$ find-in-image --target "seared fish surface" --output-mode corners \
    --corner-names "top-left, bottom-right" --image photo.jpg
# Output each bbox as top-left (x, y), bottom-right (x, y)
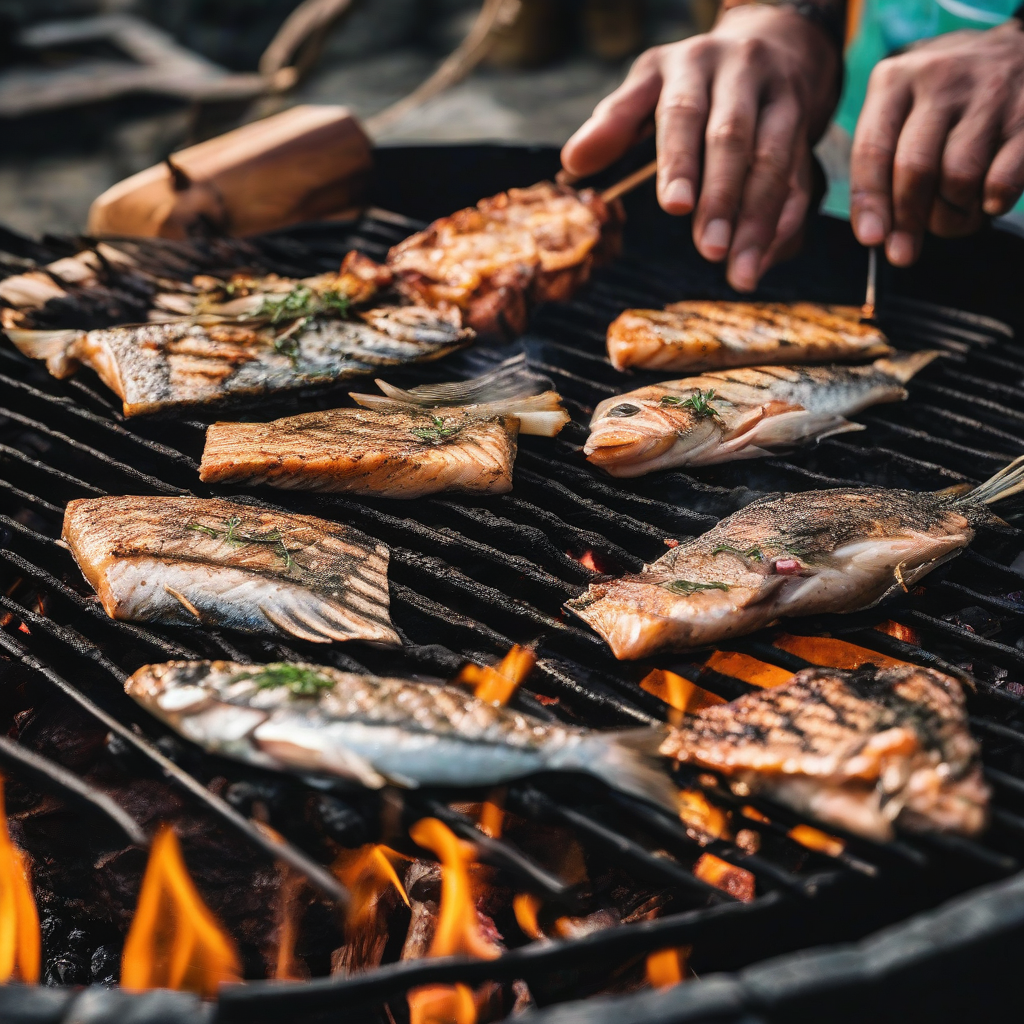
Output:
top-left (200, 407), bottom-right (519, 498)
top-left (662, 665), bottom-right (988, 841)
top-left (607, 302), bottom-right (891, 373)
top-left (126, 660), bottom-right (678, 808)
top-left (63, 497), bottom-right (399, 645)
top-left (566, 456), bottom-right (1024, 658)
top-left (586, 352), bottom-right (939, 476)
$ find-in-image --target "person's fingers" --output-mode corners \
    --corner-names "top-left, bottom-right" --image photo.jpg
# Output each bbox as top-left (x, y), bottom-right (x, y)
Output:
top-left (888, 101), bottom-right (954, 264)
top-left (760, 143), bottom-right (814, 273)
top-left (692, 44), bottom-right (763, 263)
top-left (655, 43), bottom-right (717, 215)
top-left (928, 102), bottom-right (1000, 236)
top-left (561, 49), bottom-right (664, 177)
top-left (727, 94), bottom-right (802, 290)
top-left (850, 60), bottom-right (913, 249)
top-left (983, 131), bottom-right (1024, 216)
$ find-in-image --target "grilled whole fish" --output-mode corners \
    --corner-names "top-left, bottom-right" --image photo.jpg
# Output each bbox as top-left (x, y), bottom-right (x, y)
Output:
top-left (586, 352), bottom-right (939, 476)
top-left (661, 664), bottom-right (988, 841)
top-left (62, 497), bottom-right (400, 645)
top-left (606, 302), bottom-right (891, 373)
top-left (200, 407), bottom-right (519, 498)
top-left (7, 306), bottom-right (472, 416)
top-left (126, 660), bottom-right (679, 808)
top-left (566, 456), bottom-right (1024, 659)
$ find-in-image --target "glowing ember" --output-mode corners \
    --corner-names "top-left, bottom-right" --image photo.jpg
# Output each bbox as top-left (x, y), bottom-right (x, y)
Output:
top-left (512, 893), bottom-right (544, 941)
top-left (645, 946), bottom-right (690, 989)
top-left (788, 824), bottom-right (846, 858)
top-left (640, 670), bottom-right (726, 719)
top-left (455, 645), bottom-right (536, 706)
top-left (334, 844), bottom-right (410, 937)
top-left (477, 789), bottom-right (505, 840)
top-left (678, 789), bottom-right (731, 843)
top-left (773, 634), bottom-right (908, 670)
top-left (0, 778), bottom-right (39, 984)
top-left (693, 853), bottom-right (755, 902)
top-left (577, 551), bottom-right (599, 571)
top-left (742, 806), bottom-right (771, 824)
top-left (703, 651), bottom-right (794, 689)
top-left (121, 826), bottom-right (241, 997)
top-left (272, 869), bottom-right (307, 981)
top-left (875, 620), bottom-right (921, 645)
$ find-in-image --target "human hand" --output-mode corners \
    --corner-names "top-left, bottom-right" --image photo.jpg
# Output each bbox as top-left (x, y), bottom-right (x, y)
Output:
top-left (851, 21), bottom-right (1024, 267)
top-left (561, 4), bottom-right (842, 291)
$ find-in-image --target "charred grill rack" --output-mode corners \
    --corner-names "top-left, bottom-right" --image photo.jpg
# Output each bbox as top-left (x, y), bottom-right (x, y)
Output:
top-left (1, 146), bottom-right (1024, 1022)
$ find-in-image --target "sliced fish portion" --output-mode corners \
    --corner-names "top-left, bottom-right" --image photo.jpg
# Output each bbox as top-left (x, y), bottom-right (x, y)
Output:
top-left (62, 496), bottom-right (400, 645)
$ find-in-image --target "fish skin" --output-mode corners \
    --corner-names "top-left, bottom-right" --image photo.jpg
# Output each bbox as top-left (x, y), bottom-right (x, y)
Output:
top-left (62, 496), bottom-right (400, 645)
top-left (124, 660), bottom-right (679, 808)
top-left (586, 352), bottom-right (940, 476)
top-left (607, 302), bottom-right (892, 373)
top-left (200, 407), bottom-right (519, 498)
top-left (661, 664), bottom-right (989, 841)
top-left (565, 480), bottom-right (1010, 660)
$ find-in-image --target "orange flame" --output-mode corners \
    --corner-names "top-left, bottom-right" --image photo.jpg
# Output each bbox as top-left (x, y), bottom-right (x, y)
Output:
top-left (512, 893), bottom-right (544, 940)
top-left (703, 651), bottom-right (794, 689)
top-left (678, 789), bottom-right (731, 842)
top-left (875, 620), bottom-right (920, 645)
top-left (788, 824), bottom-right (846, 858)
top-left (121, 826), bottom-right (241, 997)
top-left (693, 853), bottom-right (755, 902)
top-left (646, 946), bottom-right (691, 989)
top-left (478, 789), bottom-right (505, 840)
top-left (641, 670), bottom-right (727, 717)
top-left (0, 779), bottom-right (39, 984)
top-left (333, 845), bottom-right (410, 937)
top-left (773, 634), bottom-right (907, 671)
top-left (455, 646), bottom-right (536, 706)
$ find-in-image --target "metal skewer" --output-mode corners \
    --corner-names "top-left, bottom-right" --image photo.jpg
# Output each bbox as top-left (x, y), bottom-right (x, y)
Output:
top-left (861, 245), bottom-right (878, 321)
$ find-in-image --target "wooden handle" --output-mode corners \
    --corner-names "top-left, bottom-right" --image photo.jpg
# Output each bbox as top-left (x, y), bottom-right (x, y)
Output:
top-left (601, 159), bottom-right (658, 203)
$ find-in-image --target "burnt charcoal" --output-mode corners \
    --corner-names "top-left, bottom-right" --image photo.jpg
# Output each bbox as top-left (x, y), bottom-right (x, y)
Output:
top-left (43, 926), bottom-right (91, 987)
top-left (103, 732), bottom-right (145, 773)
top-left (311, 794), bottom-right (371, 847)
top-left (90, 942), bottom-right (121, 986)
top-left (225, 778), bottom-right (283, 821)
top-left (942, 604), bottom-right (1003, 638)
top-left (17, 698), bottom-right (107, 772)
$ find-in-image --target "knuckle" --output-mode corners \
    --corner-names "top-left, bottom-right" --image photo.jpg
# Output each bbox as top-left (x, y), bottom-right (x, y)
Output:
top-left (708, 116), bottom-right (752, 148)
top-left (735, 37), bottom-right (768, 62)
top-left (752, 146), bottom-right (791, 182)
top-left (893, 156), bottom-right (939, 181)
top-left (869, 57), bottom-right (904, 90)
top-left (658, 94), bottom-right (707, 121)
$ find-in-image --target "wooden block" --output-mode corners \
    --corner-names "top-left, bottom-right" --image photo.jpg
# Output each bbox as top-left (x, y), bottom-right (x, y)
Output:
top-left (88, 105), bottom-right (373, 239)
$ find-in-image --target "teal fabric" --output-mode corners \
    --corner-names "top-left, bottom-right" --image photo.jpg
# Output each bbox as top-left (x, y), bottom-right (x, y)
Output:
top-left (823, 0), bottom-right (1022, 217)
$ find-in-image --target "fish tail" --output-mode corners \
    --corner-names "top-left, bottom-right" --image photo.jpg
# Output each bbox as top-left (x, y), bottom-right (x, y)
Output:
top-left (964, 454), bottom-right (1024, 506)
top-left (873, 349), bottom-right (942, 383)
top-left (576, 728), bottom-right (680, 813)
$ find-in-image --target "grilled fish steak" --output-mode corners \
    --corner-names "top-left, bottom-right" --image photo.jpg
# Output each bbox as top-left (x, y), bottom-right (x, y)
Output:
top-left (586, 352), bottom-right (939, 476)
top-left (661, 664), bottom-right (988, 841)
top-left (126, 660), bottom-right (679, 808)
top-left (388, 181), bottom-right (622, 338)
top-left (566, 456), bottom-right (1024, 658)
top-left (62, 497), bottom-right (400, 645)
top-left (200, 407), bottom-right (519, 498)
top-left (607, 302), bottom-right (891, 373)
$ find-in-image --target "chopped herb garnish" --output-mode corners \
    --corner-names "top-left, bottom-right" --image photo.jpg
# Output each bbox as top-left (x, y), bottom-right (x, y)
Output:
top-left (711, 543), bottom-right (764, 560)
top-left (261, 285), bottom-right (351, 326)
top-left (189, 516), bottom-right (296, 571)
top-left (233, 664), bottom-right (334, 697)
top-left (661, 579), bottom-right (731, 595)
top-left (411, 415), bottom-right (462, 443)
top-left (660, 388), bottom-right (719, 418)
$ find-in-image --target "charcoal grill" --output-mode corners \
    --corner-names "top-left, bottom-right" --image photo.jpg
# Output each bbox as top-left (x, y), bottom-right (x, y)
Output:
top-left (2, 144), bottom-right (1024, 1024)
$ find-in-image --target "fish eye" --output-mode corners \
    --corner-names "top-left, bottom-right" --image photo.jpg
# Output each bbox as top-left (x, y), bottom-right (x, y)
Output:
top-left (608, 403), bottom-right (640, 418)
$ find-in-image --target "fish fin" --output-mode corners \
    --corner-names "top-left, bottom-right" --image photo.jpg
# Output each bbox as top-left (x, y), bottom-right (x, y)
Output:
top-left (963, 454), bottom-right (1024, 506)
top-left (873, 349), bottom-right (943, 383)
top-left (576, 727), bottom-right (680, 813)
top-left (5, 328), bottom-right (84, 378)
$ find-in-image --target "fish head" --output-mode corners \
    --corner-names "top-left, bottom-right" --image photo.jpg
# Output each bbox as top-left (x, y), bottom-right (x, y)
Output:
top-left (586, 393), bottom-right (722, 475)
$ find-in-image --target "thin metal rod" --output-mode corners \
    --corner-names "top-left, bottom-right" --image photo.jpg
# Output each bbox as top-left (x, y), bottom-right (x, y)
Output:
top-left (601, 159), bottom-right (658, 204)
top-left (862, 245), bottom-right (878, 320)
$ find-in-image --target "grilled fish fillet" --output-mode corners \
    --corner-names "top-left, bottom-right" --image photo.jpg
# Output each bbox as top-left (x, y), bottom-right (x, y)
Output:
top-left (586, 352), bottom-right (939, 476)
top-left (566, 455), bottom-right (1024, 659)
top-left (661, 665), bottom-right (988, 841)
top-left (607, 302), bottom-right (891, 373)
top-left (62, 497), bottom-right (400, 645)
top-left (126, 659), bottom-right (679, 809)
top-left (200, 407), bottom-right (518, 498)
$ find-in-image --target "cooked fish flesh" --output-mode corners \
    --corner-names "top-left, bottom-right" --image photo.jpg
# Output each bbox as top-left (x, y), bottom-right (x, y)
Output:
top-left (7, 305), bottom-right (472, 417)
top-left (388, 181), bottom-right (622, 338)
top-left (606, 302), bottom-right (892, 373)
top-left (586, 352), bottom-right (939, 476)
top-left (126, 659), bottom-right (678, 809)
top-left (62, 496), bottom-right (400, 645)
top-left (200, 406), bottom-right (519, 498)
top-left (566, 455), bottom-right (1024, 658)
top-left (661, 664), bottom-right (988, 841)
top-left (350, 354), bottom-right (571, 437)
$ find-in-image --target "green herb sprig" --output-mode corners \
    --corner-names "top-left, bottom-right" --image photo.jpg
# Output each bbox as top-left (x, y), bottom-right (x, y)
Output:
top-left (660, 579), bottom-right (731, 595)
top-left (660, 388), bottom-right (719, 418)
top-left (411, 416), bottom-right (463, 443)
top-left (711, 543), bottom-right (764, 560)
top-left (189, 516), bottom-right (296, 571)
top-left (262, 285), bottom-right (351, 326)
top-left (233, 664), bottom-right (334, 697)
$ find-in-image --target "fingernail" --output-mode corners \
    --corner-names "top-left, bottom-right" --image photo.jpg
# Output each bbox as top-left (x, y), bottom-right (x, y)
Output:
top-left (730, 249), bottom-right (761, 292)
top-left (855, 211), bottom-right (885, 246)
top-left (702, 218), bottom-right (731, 258)
top-left (663, 178), bottom-right (694, 212)
top-left (983, 196), bottom-right (1004, 216)
top-left (886, 231), bottom-right (915, 267)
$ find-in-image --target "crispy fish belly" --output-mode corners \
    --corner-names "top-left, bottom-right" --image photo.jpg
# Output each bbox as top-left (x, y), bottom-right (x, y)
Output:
top-left (125, 660), bottom-right (678, 808)
top-left (200, 408), bottom-right (518, 498)
top-left (62, 496), bottom-right (400, 645)
top-left (387, 181), bottom-right (621, 338)
top-left (586, 353), bottom-right (939, 476)
top-left (7, 306), bottom-right (472, 416)
top-left (606, 302), bottom-right (891, 373)
top-left (566, 488), bottom-right (984, 659)
top-left (661, 665), bottom-right (989, 841)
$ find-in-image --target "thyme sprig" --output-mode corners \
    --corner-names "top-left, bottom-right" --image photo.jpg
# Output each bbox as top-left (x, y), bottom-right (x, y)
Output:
top-left (660, 579), bottom-right (731, 595)
top-left (261, 285), bottom-right (351, 326)
top-left (411, 415), bottom-right (462, 443)
top-left (189, 515), bottom-right (296, 571)
top-left (232, 664), bottom-right (334, 697)
top-left (660, 388), bottom-right (719, 418)
top-left (711, 543), bottom-right (764, 560)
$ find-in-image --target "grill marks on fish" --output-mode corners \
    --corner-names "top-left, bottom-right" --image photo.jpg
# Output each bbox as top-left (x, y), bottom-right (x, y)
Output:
top-left (606, 302), bottom-right (892, 373)
top-left (62, 497), bottom-right (400, 645)
top-left (661, 665), bottom-right (989, 841)
top-left (566, 456), bottom-right (1024, 659)
top-left (200, 407), bottom-right (519, 498)
top-left (586, 352), bottom-right (940, 476)
top-left (125, 660), bottom-right (679, 808)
